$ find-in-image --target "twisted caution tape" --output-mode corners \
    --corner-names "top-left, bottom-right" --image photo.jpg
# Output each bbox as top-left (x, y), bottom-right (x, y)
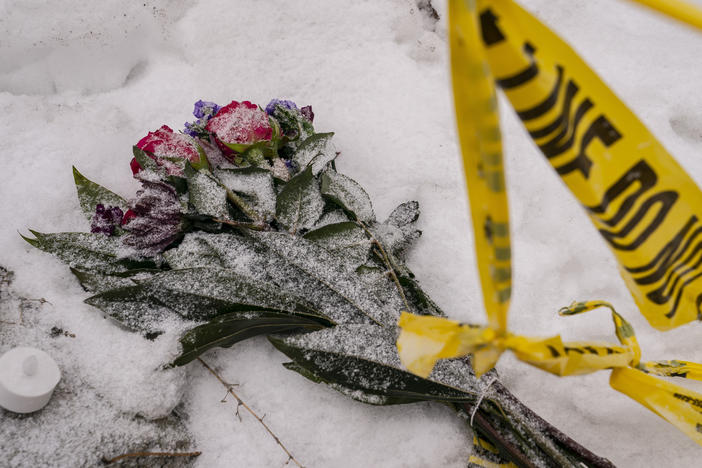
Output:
top-left (475, 0), bottom-right (702, 331)
top-left (398, 302), bottom-right (702, 445)
top-left (450, 0), bottom-right (511, 335)
top-left (627, 0), bottom-right (702, 31)
top-left (405, 0), bottom-right (702, 445)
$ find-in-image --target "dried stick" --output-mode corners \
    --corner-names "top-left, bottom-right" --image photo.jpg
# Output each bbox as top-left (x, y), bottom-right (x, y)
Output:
top-left (197, 358), bottom-right (305, 468)
top-left (102, 451), bottom-right (201, 464)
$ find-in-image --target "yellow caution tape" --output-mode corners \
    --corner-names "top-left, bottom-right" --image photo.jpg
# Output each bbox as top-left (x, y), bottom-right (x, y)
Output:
top-left (398, 302), bottom-right (702, 445)
top-left (627, 0), bottom-right (702, 32)
top-left (425, 0), bottom-right (702, 447)
top-left (474, 0), bottom-right (702, 330)
top-left (449, 0), bottom-right (512, 337)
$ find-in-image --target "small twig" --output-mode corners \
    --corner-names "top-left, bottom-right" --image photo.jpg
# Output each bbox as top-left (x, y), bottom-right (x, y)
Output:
top-left (22, 297), bottom-right (52, 306)
top-left (2, 297), bottom-right (51, 326)
top-left (198, 358), bottom-right (305, 468)
top-left (102, 451), bottom-right (201, 464)
top-left (214, 218), bottom-right (268, 231)
top-left (357, 220), bottom-right (411, 311)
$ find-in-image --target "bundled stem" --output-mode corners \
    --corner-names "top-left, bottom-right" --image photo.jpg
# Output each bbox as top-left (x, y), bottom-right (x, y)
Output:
top-left (490, 382), bottom-right (615, 468)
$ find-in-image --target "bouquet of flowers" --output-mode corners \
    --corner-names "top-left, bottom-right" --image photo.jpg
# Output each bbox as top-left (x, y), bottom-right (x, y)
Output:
top-left (25, 98), bottom-right (614, 467)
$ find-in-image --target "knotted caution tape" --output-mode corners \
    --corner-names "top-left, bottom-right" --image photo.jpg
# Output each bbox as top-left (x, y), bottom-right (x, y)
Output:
top-left (402, 0), bottom-right (702, 447)
top-left (398, 301), bottom-right (702, 445)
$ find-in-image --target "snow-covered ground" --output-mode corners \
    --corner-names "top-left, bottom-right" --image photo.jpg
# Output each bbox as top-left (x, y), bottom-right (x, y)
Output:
top-left (2, 0), bottom-right (702, 466)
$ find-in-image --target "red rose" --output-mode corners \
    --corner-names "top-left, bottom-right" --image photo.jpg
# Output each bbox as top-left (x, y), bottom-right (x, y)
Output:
top-left (205, 101), bottom-right (272, 153)
top-left (131, 125), bottom-right (205, 176)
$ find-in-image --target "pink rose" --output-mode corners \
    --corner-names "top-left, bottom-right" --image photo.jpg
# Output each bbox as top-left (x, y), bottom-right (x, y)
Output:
top-left (131, 125), bottom-right (205, 176)
top-left (205, 101), bottom-right (273, 154)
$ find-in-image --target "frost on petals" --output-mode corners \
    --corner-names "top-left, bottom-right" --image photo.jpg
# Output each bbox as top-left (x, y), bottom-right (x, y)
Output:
top-left (133, 125), bottom-right (203, 176)
top-left (205, 101), bottom-right (272, 146)
top-left (90, 204), bottom-right (124, 236)
top-left (121, 181), bottom-right (182, 256)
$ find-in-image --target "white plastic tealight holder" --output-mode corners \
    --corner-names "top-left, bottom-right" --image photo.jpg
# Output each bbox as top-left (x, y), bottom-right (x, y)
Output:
top-left (0, 347), bottom-right (61, 414)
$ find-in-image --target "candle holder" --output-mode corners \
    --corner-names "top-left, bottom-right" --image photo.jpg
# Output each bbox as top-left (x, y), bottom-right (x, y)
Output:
top-left (0, 347), bottom-right (61, 414)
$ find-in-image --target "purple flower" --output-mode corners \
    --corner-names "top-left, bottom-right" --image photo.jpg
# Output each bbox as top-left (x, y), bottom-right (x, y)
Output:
top-left (183, 121), bottom-right (199, 137)
top-left (193, 100), bottom-right (221, 119)
top-left (300, 105), bottom-right (314, 123)
top-left (90, 204), bottom-right (124, 236)
top-left (265, 99), bottom-right (298, 115)
top-left (121, 181), bottom-right (182, 256)
top-left (184, 100), bottom-right (222, 137)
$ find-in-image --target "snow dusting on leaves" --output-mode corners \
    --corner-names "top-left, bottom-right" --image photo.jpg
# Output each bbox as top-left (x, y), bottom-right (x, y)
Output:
top-left (321, 169), bottom-right (375, 223)
top-left (215, 167), bottom-right (276, 219)
top-left (276, 166), bottom-right (325, 233)
top-left (292, 132), bottom-right (336, 175)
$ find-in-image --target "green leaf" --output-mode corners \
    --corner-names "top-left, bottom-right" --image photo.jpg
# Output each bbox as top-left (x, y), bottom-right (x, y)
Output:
top-left (136, 267), bottom-right (321, 321)
top-left (132, 146), bottom-right (161, 172)
top-left (270, 325), bottom-right (478, 406)
top-left (22, 230), bottom-right (156, 273)
top-left (370, 222), bottom-right (421, 261)
top-left (292, 132), bottom-right (336, 175)
top-left (84, 284), bottom-right (175, 333)
top-left (73, 167), bottom-right (127, 221)
top-left (303, 222), bottom-right (370, 271)
top-left (386, 201), bottom-right (420, 228)
top-left (215, 167), bottom-right (276, 218)
top-left (70, 267), bottom-right (162, 294)
top-left (398, 274), bottom-right (445, 317)
top-left (161, 231), bottom-right (399, 326)
top-left (251, 231), bottom-right (398, 326)
top-left (185, 164), bottom-right (231, 219)
top-left (320, 170), bottom-right (375, 223)
top-left (272, 106), bottom-right (315, 143)
top-left (275, 166), bottom-right (324, 233)
top-left (172, 310), bottom-right (330, 366)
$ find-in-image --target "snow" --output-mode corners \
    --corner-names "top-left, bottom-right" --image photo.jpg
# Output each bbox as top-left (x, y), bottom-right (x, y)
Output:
top-left (2, 0), bottom-right (702, 466)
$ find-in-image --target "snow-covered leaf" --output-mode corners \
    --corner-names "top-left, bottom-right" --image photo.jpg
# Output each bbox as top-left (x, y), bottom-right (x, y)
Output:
top-left (70, 267), bottom-right (161, 293)
top-left (321, 170), bottom-right (375, 223)
top-left (276, 166), bottom-right (324, 233)
top-left (73, 166), bottom-right (127, 221)
top-left (304, 221), bottom-right (370, 271)
top-left (271, 325), bottom-right (477, 405)
top-left (172, 310), bottom-right (330, 366)
top-left (293, 132), bottom-right (336, 175)
top-left (84, 284), bottom-right (175, 334)
top-left (185, 164), bottom-right (230, 219)
top-left (21, 230), bottom-right (155, 273)
top-left (84, 267), bottom-right (324, 331)
top-left (215, 167), bottom-right (276, 218)
top-left (386, 201), bottom-right (420, 228)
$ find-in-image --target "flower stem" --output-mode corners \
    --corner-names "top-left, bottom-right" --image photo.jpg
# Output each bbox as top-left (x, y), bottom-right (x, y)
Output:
top-left (224, 188), bottom-right (262, 222)
top-left (356, 220), bottom-right (412, 312)
top-left (491, 381), bottom-right (615, 468)
top-left (214, 218), bottom-right (269, 231)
